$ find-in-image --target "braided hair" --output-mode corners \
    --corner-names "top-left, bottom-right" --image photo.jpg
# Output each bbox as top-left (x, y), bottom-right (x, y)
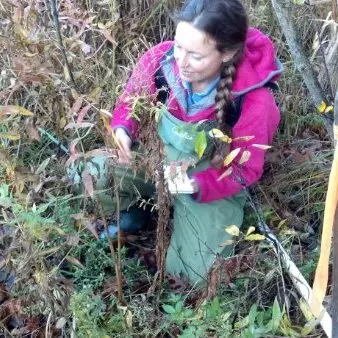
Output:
top-left (177, 0), bottom-right (248, 168)
top-left (211, 50), bottom-right (244, 168)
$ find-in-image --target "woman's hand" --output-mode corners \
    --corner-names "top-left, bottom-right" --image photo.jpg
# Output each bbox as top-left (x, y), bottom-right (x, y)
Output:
top-left (114, 128), bottom-right (132, 164)
top-left (189, 178), bottom-right (199, 193)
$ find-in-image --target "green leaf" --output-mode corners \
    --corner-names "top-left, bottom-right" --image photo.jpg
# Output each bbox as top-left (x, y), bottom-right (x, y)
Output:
top-left (194, 131), bottom-right (207, 158)
top-left (207, 297), bottom-right (220, 318)
top-left (271, 298), bottom-right (282, 332)
top-left (162, 304), bottom-right (176, 314)
top-left (248, 304), bottom-right (258, 325)
top-left (222, 311), bottom-right (232, 322)
top-left (234, 314), bottom-right (249, 329)
top-left (300, 317), bottom-right (320, 336)
top-left (175, 301), bottom-right (184, 312)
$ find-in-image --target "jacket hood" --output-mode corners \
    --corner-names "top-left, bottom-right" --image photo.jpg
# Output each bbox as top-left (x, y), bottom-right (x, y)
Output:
top-left (231, 28), bottom-right (283, 96)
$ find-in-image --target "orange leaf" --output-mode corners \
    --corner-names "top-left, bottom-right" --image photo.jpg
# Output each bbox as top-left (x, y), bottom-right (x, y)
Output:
top-left (220, 135), bottom-right (232, 143)
top-left (251, 144), bottom-right (272, 150)
top-left (217, 167), bottom-right (233, 181)
top-left (223, 148), bottom-right (241, 166)
top-left (233, 136), bottom-right (255, 142)
top-left (239, 150), bottom-right (251, 165)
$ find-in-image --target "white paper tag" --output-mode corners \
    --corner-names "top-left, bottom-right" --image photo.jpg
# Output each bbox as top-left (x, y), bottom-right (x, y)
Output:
top-left (164, 164), bottom-right (195, 194)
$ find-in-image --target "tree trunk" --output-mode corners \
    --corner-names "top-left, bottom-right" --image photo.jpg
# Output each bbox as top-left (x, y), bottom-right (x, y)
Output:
top-left (322, 27), bottom-right (338, 96)
top-left (271, 0), bottom-right (334, 142)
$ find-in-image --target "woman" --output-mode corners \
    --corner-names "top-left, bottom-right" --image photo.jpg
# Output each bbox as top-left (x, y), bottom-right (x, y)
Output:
top-left (109, 0), bottom-right (283, 284)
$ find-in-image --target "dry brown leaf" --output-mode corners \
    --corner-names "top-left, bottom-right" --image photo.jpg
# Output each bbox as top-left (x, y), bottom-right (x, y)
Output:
top-left (81, 169), bottom-right (94, 197)
top-left (66, 234), bottom-right (80, 246)
top-left (87, 87), bottom-right (102, 103)
top-left (0, 105), bottom-right (33, 116)
top-left (25, 118), bottom-right (41, 141)
top-left (64, 122), bottom-right (94, 130)
top-left (65, 256), bottom-right (84, 269)
top-left (0, 132), bottom-right (21, 140)
top-left (102, 29), bottom-right (116, 45)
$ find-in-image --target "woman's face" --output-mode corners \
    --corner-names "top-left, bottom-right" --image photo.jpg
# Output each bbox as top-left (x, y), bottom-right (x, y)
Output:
top-left (174, 21), bottom-right (235, 89)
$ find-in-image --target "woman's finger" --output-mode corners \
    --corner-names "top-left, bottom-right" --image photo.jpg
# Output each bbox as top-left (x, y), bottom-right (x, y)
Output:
top-left (114, 128), bottom-right (132, 164)
top-left (117, 149), bottom-right (132, 164)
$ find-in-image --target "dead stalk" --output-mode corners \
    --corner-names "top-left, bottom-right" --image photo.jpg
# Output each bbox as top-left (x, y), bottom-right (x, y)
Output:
top-left (97, 198), bottom-right (126, 305)
top-left (50, 0), bottom-right (76, 88)
top-left (115, 186), bottom-right (123, 298)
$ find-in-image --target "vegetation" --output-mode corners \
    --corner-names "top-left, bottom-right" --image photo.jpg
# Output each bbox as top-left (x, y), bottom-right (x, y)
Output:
top-left (0, 0), bottom-right (335, 336)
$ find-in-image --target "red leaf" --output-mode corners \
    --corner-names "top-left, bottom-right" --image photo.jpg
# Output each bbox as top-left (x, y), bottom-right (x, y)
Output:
top-left (77, 104), bottom-right (91, 123)
top-left (70, 96), bottom-right (84, 115)
top-left (69, 138), bottom-right (82, 156)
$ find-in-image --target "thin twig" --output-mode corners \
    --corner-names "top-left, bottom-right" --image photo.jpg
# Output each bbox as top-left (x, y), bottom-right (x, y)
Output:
top-left (50, 0), bottom-right (76, 88)
top-left (70, 314), bottom-right (76, 338)
top-left (115, 186), bottom-right (124, 304)
top-left (45, 311), bottom-right (53, 338)
top-left (97, 198), bottom-right (126, 305)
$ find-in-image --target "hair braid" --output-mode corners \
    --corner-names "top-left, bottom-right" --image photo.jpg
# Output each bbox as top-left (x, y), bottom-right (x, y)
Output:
top-left (215, 63), bottom-right (236, 131)
top-left (210, 62), bottom-right (237, 169)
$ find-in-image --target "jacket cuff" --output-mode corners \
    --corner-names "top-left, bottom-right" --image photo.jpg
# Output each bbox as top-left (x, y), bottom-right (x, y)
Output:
top-left (190, 174), bottom-right (203, 202)
top-left (112, 125), bottom-right (132, 139)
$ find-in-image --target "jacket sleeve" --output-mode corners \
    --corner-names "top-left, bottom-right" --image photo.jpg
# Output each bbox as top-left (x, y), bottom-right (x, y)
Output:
top-left (192, 88), bottom-right (280, 203)
top-left (111, 42), bottom-right (172, 140)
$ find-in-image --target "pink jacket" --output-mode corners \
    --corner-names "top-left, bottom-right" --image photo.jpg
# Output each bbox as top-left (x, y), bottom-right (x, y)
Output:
top-left (111, 28), bottom-right (283, 203)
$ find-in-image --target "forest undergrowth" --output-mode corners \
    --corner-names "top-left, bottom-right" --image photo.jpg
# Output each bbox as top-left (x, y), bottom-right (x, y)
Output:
top-left (0, 0), bottom-right (334, 336)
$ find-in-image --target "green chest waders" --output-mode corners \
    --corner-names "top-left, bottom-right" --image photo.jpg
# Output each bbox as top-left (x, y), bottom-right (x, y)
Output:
top-left (158, 109), bottom-right (246, 285)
